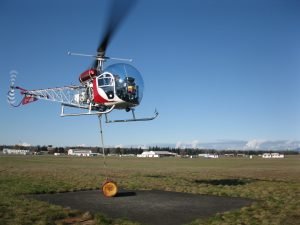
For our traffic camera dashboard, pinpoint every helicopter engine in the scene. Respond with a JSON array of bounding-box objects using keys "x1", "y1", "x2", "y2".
[{"x1": 74, "y1": 91, "x2": 89, "y2": 104}]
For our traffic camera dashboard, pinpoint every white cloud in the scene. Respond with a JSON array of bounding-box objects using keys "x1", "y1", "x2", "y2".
[
  {"x1": 77, "y1": 144, "x2": 86, "y2": 147},
  {"x1": 191, "y1": 140, "x2": 200, "y2": 149},
  {"x1": 114, "y1": 144, "x2": 124, "y2": 148},
  {"x1": 244, "y1": 139, "x2": 266, "y2": 150},
  {"x1": 109, "y1": 140, "x2": 300, "y2": 151},
  {"x1": 175, "y1": 141, "x2": 183, "y2": 149},
  {"x1": 175, "y1": 140, "x2": 200, "y2": 149},
  {"x1": 138, "y1": 145, "x2": 148, "y2": 150},
  {"x1": 20, "y1": 142, "x2": 31, "y2": 147},
  {"x1": 113, "y1": 144, "x2": 148, "y2": 149}
]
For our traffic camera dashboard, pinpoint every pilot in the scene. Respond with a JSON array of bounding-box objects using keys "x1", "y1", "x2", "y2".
[{"x1": 114, "y1": 75, "x2": 125, "y2": 99}]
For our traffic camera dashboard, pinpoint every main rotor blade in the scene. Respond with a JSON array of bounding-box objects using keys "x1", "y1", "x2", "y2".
[{"x1": 97, "y1": 0, "x2": 137, "y2": 56}]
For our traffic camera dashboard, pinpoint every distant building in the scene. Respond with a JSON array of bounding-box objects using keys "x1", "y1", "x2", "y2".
[
  {"x1": 262, "y1": 153, "x2": 272, "y2": 158},
  {"x1": 3, "y1": 148, "x2": 30, "y2": 155},
  {"x1": 262, "y1": 153, "x2": 284, "y2": 158},
  {"x1": 34, "y1": 151, "x2": 48, "y2": 155},
  {"x1": 68, "y1": 149, "x2": 92, "y2": 156},
  {"x1": 198, "y1": 153, "x2": 219, "y2": 158},
  {"x1": 137, "y1": 151, "x2": 177, "y2": 158},
  {"x1": 224, "y1": 154, "x2": 235, "y2": 157}
]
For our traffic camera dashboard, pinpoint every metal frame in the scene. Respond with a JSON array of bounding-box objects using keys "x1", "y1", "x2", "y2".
[{"x1": 22, "y1": 85, "x2": 85, "y2": 106}]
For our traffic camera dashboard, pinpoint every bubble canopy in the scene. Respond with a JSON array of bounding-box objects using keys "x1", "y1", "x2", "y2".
[{"x1": 104, "y1": 63, "x2": 144, "y2": 105}]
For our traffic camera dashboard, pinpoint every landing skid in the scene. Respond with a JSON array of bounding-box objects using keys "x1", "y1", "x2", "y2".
[
  {"x1": 60, "y1": 103, "x2": 115, "y2": 117},
  {"x1": 105, "y1": 108, "x2": 158, "y2": 123}
]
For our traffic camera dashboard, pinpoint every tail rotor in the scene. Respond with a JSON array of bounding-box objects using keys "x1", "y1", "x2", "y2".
[{"x1": 7, "y1": 71, "x2": 22, "y2": 107}]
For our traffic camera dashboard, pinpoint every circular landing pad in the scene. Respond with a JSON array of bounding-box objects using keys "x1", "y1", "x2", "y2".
[{"x1": 31, "y1": 190, "x2": 254, "y2": 225}]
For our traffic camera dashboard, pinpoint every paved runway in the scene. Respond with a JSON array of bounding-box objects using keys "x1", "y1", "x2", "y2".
[{"x1": 31, "y1": 190, "x2": 253, "y2": 225}]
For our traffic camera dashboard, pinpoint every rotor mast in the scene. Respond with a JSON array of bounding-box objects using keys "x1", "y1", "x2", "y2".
[{"x1": 97, "y1": 56, "x2": 105, "y2": 73}]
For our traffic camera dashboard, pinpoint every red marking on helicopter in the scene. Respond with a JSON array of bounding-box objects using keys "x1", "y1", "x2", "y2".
[
  {"x1": 22, "y1": 96, "x2": 38, "y2": 105},
  {"x1": 93, "y1": 78, "x2": 109, "y2": 104}
]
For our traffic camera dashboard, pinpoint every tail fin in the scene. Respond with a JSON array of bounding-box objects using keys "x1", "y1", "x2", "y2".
[{"x1": 22, "y1": 95, "x2": 38, "y2": 105}]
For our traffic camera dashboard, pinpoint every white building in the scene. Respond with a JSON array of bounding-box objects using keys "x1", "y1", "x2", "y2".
[
  {"x1": 137, "y1": 151, "x2": 177, "y2": 158},
  {"x1": 262, "y1": 153, "x2": 284, "y2": 158},
  {"x1": 262, "y1": 153, "x2": 272, "y2": 158},
  {"x1": 68, "y1": 149, "x2": 92, "y2": 156},
  {"x1": 3, "y1": 148, "x2": 30, "y2": 155},
  {"x1": 198, "y1": 153, "x2": 219, "y2": 158}
]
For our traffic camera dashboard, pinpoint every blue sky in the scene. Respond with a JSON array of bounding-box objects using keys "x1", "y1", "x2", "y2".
[{"x1": 1, "y1": 0, "x2": 299, "y2": 149}]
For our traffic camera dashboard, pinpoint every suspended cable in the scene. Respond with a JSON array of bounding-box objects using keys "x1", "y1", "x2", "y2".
[{"x1": 98, "y1": 115, "x2": 108, "y2": 179}]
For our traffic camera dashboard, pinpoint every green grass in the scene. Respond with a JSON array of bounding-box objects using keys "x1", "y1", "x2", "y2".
[{"x1": 0, "y1": 155, "x2": 299, "y2": 224}]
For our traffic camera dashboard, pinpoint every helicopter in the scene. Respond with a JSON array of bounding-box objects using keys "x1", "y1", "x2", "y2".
[
  {"x1": 7, "y1": 0, "x2": 158, "y2": 122},
  {"x1": 7, "y1": 0, "x2": 158, "y2": 197},
  {"x1": 7, "y1": 56, "x2": 158, "y2": 122}
]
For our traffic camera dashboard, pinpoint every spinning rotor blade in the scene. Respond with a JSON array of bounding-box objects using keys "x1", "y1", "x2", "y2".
[
  {"x1": 96, "y1": 0, "x2": 137, "y2": 57},
  {"x1": 7, "y1": 73, "x2": 21, "y2": 107}
]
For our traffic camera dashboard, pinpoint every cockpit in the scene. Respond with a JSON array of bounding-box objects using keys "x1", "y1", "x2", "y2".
[
  {"x1": 97, "y1": 73, "x2": 115, "y2": 99},
  {"x1": 98, "y1": 74, "x2": 113, "y2": 87},
  {"x1": 98, "y1": 63, "x2": 144, "y2": 105}
]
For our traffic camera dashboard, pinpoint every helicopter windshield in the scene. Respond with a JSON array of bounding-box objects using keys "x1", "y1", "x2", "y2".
[
  {"x1": 98, "y1": 74, "x2": 113, "y2": 87},
  {"x1": 104, "y1": 63, "x2": 144, "y2": 105}
]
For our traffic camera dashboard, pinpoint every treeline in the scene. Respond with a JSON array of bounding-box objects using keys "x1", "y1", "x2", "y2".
[
  {"x1": 147, "y1": 147, "x2": 299, "y2": 156},
  {"x1": 1, "y1": 145, "x2": 299, "y2": 155}
]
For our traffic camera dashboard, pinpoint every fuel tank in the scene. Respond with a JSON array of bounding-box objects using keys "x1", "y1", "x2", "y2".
[{"x1": 79, "y1": 69, "x2": 97, "y2": 83}]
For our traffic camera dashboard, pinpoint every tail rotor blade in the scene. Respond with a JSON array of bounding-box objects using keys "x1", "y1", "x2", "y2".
[{"x1": 7, "y1": 72, "x2": 22, "y2": 107}]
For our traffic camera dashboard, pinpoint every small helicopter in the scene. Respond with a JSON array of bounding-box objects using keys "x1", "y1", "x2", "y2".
[
  {"x1": 7, "y1": 0, "x2": 158, "y2": 197},
  {"x1": 7, "y1": 56, "x2": 158, "y2": 122}
]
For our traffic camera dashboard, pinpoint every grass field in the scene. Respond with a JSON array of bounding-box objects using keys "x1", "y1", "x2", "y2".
[{"x1": 0, "y1": 155, "x2": 299, "y2": 225}]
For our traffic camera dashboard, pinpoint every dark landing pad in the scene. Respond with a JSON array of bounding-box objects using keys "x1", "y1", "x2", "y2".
[{"x1": 31, "y1": 190, "x2": 253, "y2": 225}]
